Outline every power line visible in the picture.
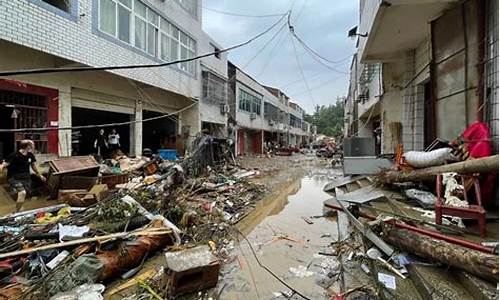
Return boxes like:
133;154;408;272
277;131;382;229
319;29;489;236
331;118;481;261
289;31;317;107
0;13;288;77
291;30;351;65
0;102;198;133
287;74;346;98
241;21;289;70
279;71;327;88
223;15;290;110
202;6;287;18
236;229;312;300
299;44;350;74
255;22;290;77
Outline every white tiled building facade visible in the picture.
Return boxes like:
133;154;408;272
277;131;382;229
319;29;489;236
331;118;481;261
0;0;228;158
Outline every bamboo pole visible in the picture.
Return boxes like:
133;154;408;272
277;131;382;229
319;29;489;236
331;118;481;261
382;224;499;282
0;228;172;260
377;155;498;184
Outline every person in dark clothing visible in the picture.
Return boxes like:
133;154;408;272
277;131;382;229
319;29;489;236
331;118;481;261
94;129;108;156
0;140;46;212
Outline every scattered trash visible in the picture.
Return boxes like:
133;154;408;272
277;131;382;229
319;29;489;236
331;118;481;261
404;189;436;208
289;265;314;278
377;273;396;290
164;245;220;296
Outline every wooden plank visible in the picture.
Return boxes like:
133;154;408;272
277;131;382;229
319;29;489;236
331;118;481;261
0;228;172;259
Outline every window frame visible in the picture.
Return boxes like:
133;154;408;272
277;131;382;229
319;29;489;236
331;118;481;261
95;0;197;76
29;0;78;21
238;89;262;115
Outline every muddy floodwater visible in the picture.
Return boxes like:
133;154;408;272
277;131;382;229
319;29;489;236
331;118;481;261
219;167;348;300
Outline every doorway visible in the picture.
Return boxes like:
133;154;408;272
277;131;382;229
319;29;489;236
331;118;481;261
0;90;48;159
142;110;177;153
71;107;131;156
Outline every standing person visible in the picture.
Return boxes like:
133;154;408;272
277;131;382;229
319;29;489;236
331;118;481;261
94;129;108;156
108;128;120;152
0;140;46;212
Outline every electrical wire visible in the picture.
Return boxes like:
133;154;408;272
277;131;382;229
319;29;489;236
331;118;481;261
236;229;313;300
0;13;288;77
287;74;346;98
202;6;287;18
289;31;317;107
290;26;351;65
255;22;290;77
0;102;197;133
299;43;350;74
279;71;326;88
0;15;292;133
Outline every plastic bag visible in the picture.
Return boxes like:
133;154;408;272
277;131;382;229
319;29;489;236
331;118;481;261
403;148;456;168
50;284;105;300
404;189;436;208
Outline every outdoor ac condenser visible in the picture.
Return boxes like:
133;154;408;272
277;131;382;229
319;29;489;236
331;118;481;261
343;137;376;156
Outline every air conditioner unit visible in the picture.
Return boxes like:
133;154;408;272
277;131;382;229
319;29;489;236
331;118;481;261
220;104;229;115
250;112;256;120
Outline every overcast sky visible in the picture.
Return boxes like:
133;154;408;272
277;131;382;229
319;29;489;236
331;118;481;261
202;0;358;114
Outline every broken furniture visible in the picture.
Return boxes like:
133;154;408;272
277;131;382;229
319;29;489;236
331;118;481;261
435;174;486;237
47;156;100;198
164;245;220;296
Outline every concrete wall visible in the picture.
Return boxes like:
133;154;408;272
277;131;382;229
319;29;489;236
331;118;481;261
381;58;405;154
0;0;206;99
0;40;195;156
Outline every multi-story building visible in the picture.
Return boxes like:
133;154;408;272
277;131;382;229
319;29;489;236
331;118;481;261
0;0;227;158
346;0;498;154
227;62;312;156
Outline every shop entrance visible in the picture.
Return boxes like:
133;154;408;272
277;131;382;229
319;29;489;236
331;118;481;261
142;110;177;153
71;107;131;156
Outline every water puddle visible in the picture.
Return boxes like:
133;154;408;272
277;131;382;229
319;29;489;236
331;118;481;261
220;167;346;300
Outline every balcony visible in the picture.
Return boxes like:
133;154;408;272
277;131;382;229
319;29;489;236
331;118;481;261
358;0;458;62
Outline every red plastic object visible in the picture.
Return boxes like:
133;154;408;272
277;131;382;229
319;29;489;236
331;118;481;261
461;121;492;158
435;174;486;237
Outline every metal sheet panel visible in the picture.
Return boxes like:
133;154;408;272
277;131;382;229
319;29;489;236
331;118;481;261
343;156;393;175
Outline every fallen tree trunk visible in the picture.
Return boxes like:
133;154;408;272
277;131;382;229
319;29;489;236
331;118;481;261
377;155;498;184
381;224;499;282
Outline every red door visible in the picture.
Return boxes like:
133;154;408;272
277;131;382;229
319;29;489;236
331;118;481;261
253;130;263;154
237;129;245;156
0;79;59;154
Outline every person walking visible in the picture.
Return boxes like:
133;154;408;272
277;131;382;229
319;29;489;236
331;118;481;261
94;129;108;156
108;128;121;152
0;140;46;212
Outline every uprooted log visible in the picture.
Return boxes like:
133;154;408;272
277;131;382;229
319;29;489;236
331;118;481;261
381;224;499;282
377;155;498;184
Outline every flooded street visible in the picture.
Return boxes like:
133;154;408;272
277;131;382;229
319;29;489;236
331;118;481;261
220;166;347;300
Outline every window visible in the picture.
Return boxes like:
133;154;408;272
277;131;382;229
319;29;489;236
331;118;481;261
117;1;131;42
202;71;226;105
264;102;278;121
97;0;197;75
159;18;195;74
42;0;70;12
239;89;261;115
99;0;116;36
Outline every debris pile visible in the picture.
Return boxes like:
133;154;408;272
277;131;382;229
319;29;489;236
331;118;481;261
322;123;499;298
0;134;267;299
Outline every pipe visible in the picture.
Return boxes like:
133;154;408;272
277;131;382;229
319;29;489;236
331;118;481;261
324;203;495;254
